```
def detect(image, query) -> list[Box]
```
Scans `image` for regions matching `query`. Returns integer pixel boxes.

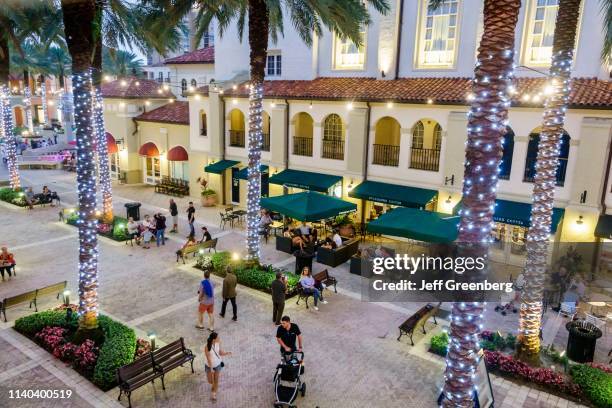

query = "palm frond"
[601,0,612,63]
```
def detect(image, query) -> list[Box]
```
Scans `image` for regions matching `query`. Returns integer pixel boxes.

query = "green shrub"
[111,217,128,241]
[0,187,21,204]
[570,364,612,408]
[66,212,79,225]
[93,315,137,390]
[505,333,516,350]
[430,332,449,356]
[15,310,78,337]
[210,252,231,271]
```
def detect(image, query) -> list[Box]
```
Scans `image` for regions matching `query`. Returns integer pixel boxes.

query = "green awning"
[349,180,437,208]
[260,191,356,222]
[595,214,612,239]
[367,208,459,243]
[452,199,565,233]
[236,165,269,180]
[204,160,240,174]
[268,169,342,193]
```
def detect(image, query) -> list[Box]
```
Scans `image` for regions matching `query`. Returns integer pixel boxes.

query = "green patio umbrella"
[367,207,459,243]
[260,191,356,222]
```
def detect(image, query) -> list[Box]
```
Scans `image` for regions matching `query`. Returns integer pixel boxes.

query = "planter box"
[201,194,217,207]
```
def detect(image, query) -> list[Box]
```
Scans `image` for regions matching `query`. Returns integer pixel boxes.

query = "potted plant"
[201,188,217,207]
[335,214,355,237]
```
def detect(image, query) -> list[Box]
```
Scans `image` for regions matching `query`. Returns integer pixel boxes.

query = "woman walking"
[204,332,232,402]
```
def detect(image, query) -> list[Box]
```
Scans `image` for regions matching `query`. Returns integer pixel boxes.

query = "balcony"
[229,130,245,147]
[372,144,400,167]
[293,137,313,156]
[262,132,270,152]
[322,139,344,160]
[409,147,441,172]
[523,157,568,187]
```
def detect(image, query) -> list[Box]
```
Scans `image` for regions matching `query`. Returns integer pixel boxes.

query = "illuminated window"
[523,0,559,66]
[181,79,187,93]
[416,0,460,68]
[433,123,442,150]
[412,121,424,149]
[333,29,366,70]
[191,79,197,88]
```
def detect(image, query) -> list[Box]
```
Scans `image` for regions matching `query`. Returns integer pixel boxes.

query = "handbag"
[213,346,225,368]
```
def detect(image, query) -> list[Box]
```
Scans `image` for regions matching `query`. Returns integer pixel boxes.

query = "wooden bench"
[1,281,67,322]
[314,269,337,293]
[176,239,218,263]
[295,282,314,309]
[397,302,440,345]
[150,338,195,387]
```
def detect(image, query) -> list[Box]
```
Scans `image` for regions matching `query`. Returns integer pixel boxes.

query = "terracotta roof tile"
[200,77,612,108]
[164,47,214,64]
[135,101,189,125]
[102,77,175,99]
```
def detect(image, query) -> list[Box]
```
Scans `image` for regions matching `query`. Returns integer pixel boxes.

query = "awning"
[349,180,437,208]
[236,165,269,180]
[268,169,342,193]
[167,145,189,161]
[204,159,240,174]
[453,199,565,233]
[367,208,459,243]
[260,191,356,222]
[595,214,612,239]
[139,142,160,157]
[106,132,118,154]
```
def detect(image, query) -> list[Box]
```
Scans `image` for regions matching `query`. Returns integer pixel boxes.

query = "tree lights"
[24,80,33,132]
[1,84,21,190]
[519,0,581,357]
[41,81,48,124]
[246,82,263,261]
[441,1,521,406]
[93,77,113,223]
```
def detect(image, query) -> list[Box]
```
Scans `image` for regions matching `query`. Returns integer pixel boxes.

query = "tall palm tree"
[517,0,582,358]
[165,0,388,261]
[102,47,144,77]
[60,0,100,331]
[436,0,521,406]
[46,45,74,142]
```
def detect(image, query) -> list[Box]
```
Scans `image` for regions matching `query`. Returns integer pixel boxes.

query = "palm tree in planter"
[165,0,388,261]
[517,0,582,359]
[431,0,521,405]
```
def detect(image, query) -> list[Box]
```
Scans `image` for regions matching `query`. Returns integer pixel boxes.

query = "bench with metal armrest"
[176,239,218,263]
[397,302,441,345]
[1,281,67,322]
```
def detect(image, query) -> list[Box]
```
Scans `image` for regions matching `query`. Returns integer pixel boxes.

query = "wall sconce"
[445,195,452,204]
[148,331,157,350]
[576,215,584,225]
[309,101,313,109]
[347,179,354,190]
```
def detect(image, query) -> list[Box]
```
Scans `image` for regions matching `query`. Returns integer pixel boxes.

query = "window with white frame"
[333,28,366,70]
[416,0,460,68]
[523,0,559,66]
[266,53,282,76]
[181,79,187,93]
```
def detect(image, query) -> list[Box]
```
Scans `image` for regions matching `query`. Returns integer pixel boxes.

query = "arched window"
[262,111,271,151]
[292,112,314,156]
[181,79,187,93]
[498,127,515,180]
[412,121,424,149]
[373,116,401,166]
[410,119,441,171]
[199,110,207,136]
[191,79,197,88]
[433,123,442,150]
[228,109,246,147]
[524,130,570,186]
[322,114,345,160]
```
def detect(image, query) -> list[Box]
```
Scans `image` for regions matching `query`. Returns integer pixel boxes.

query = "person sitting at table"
[282,227,292,238]
[259,210,273,239]
[0,246,16,281]
[291,230,306,250]
[298,222,311,236]
[332,229,343,248]
[200,226,212,243]
[320,237,336,250]
[127,217,140,244]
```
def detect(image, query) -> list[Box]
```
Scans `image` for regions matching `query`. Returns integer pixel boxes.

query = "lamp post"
[148,331,156,351]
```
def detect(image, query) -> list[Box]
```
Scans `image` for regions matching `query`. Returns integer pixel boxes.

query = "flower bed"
[0,187,27,207]
[14,310,137,391]
[65,212,129,242]
[195,252,300,297]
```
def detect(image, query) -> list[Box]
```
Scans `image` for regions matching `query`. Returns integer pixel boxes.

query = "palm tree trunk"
[92,30,113,224]
[40,75,48,125]
[518,0,581,358]
[245,0,269,261]
[0,33,21,190]
[61,0,99,330]
[59,74,75,143]
[442,0,521,406]
[23,70,33,133]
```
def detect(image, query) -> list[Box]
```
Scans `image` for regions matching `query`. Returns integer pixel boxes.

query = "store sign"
[283,182,312,191]
[366,195,404,206]
[493,216,528,227]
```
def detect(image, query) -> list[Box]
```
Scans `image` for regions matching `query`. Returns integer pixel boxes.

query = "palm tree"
[165,0,388,261]
[436,0,521,406]
[46,45,74,142]
[517,0,582,358]
[60,0,100,332]
[102,47,144,77]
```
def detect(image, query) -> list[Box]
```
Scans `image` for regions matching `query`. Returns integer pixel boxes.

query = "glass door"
[110,153,120,180]
[144,156,161,184]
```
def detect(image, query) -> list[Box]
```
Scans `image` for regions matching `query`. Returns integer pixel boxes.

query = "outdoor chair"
[558,302,577,320]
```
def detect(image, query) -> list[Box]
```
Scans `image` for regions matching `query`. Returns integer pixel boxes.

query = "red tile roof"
[101,77,175,99]
[199,77,612,109]
[135,101,189,125]
[164,47,214,64]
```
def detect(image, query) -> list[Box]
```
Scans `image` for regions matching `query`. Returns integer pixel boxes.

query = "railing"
[409,147,441,171]
[372,144,400,166]
[322,139,344,160]
[523,157,568,186]
[262,132,270,151]
[229,130,245,147]
[293,137,313,156]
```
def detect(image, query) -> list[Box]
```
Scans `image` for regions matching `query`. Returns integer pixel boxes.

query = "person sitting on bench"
[200,226,212,243]
[320,237,336,250]
[299,266,327,311]
[24,187,35,209]
[0,246,16,281]
[41,186,60,206]
[127,217,141,244]
[176,235,198,257]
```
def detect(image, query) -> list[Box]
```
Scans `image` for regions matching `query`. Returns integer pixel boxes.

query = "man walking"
[276,316,302,355]
[219,267,237,321]
[187,201,196,237]
[271,272,287,325]
[197,271,215,331]
[154,212,166,246]
[169,199,178,233]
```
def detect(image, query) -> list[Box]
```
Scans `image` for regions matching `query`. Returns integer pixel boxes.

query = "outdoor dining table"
[232,210,247,225]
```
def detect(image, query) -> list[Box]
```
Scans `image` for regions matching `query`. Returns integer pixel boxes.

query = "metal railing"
[409,147,441,171]
[523,157,568,186]
[372,144,400,166]
[229,130,245,147]
[262,132,270,151]
[322,139,344,160]
[293,137,313,156]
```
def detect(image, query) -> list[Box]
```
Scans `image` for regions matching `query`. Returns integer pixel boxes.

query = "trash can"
[566,320,602,363]
[294,250,315,274]
[124,202,141,221]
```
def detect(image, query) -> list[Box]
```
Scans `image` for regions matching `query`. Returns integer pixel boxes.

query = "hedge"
[570,364,612,408]
[14,310,137,391]
[0,187,26,207]
[429,332,449,357]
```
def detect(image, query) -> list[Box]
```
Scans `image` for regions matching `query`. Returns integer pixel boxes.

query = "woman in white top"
[204,332,231,402]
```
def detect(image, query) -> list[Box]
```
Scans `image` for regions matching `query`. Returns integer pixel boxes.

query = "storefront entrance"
[144,156,161,185]
[110,153,121,180]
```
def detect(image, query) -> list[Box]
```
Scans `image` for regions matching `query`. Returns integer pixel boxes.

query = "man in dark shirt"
[271,272,287,325]
[169,199,178,233]
[154,213,166,246]
[276,316,302,354]
[200,226,212,242]
[187,202,196,238]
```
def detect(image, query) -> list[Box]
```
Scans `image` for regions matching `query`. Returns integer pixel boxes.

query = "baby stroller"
[273,351,306,407]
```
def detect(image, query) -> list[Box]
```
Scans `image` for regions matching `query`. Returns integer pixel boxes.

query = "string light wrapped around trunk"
[24,85,33,132]
[246,82,263,261]
[1,84,21,190]
[93,80,113,223]
[41,82,48,124]
[62,90,74,142]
